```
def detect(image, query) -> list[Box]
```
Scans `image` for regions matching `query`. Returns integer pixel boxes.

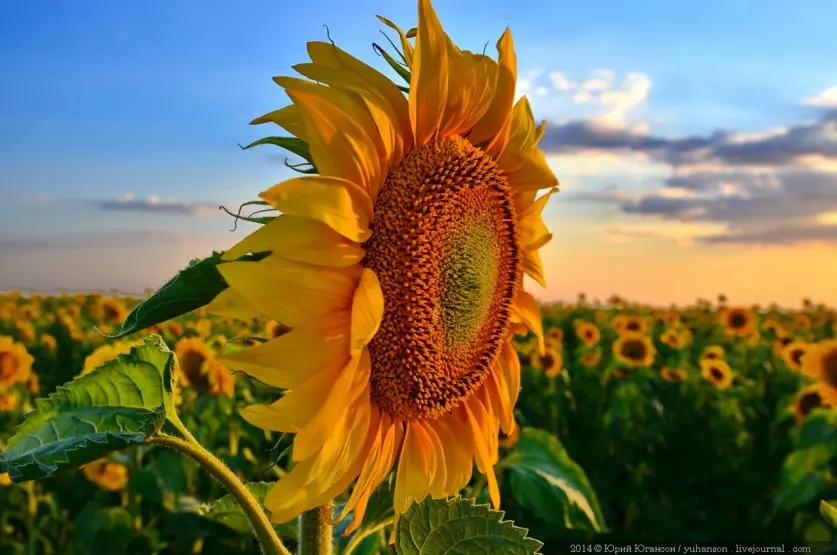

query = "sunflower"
[82,459,129,492]
[191,318,214,339]
[533,347,562,378]
[700,359,734,389]
[579,349,601,368]
[781,341,808,373]
[719,307,756,338]
[81,341,137,376]
[660,327,690,350]
[791,383,831,424]
[174,338,235,397]
[0,473,11,487]
[0,393,18,412]
[545,326,563,344]
[621,316,649,334]
[40,334,57,350]
[700,345,725,363]
[613,333,655,368]
[0,336,33,392]
[660,366,688,383]
[801,340,837,404]
[574,320,600,347]
[207,0,557,532]
[98,297,128,324]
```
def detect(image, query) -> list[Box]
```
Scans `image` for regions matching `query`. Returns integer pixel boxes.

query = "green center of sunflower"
[363,135,521,421]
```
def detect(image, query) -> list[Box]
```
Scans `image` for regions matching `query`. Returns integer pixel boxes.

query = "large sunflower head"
[700,359,734,390]
[612,333,655,368]
[206,0,558,532]
[792,383,831,424]
[720,307,757,337]
[0,336,33,392]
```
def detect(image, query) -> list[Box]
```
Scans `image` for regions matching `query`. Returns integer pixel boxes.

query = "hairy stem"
[147,434,291,555]
[298,505,333,555]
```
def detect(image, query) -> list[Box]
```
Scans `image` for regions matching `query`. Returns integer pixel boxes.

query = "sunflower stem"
[146,434,291,555]
[298,504,334,555]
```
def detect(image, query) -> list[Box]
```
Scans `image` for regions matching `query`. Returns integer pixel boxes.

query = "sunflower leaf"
[0,335,176,482]
[395,496,543,555]
[197,481,298,540]
[502,427,607,533]
[100,250,268,339]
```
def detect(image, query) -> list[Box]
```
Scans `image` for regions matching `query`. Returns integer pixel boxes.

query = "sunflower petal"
[275,77,383,192]
[218,312,351,389]
[519,187,558,251]
[203,287,263,320]
[409,0,449,147]
[438,46,496,138]
[250,105,310,143]
[218,255,359,327]
[222,215,365,267]
[501,340,522,409]
[512,290,545,355]
[506,147,559,192]
[462,399,501,510]
[468,29,516,155]
[351,269,384,356]
[421,421,448,499]
[377,16,415,67]
[393,420,434,514]
[260,175,373,243]
[522,248,548,288]
[497,97,538,174]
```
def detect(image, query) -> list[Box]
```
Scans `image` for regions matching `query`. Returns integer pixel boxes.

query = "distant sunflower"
[574,320,600,347]
[579,350,601,368]
[40,334,57,350]
[792,383,831,424]
[660,327,690,350]
[700,345,725,363]
[81,341,137,376]
[621,316,649,334]
[801,340,837,404]
[700,359,734,389]
[174,338,234,397]
[0,393,18,412]
[0,473,10,487]
[82,459,129,492]
[546,326,563,344]
[613,333,655,368]
[98,298,128,324]
[0,336,33,392]
[534,347,562,378]
[720,307,756,338]
[774,335,794,357]
[781,341,808,373]
[660,366,688,383]
[206,0,558,531]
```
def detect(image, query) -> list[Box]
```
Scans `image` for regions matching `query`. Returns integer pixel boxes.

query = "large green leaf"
[774,411,837,512]
[101,251,267,339]
[395,497,542,555]
[0,335,176,481]
[198,481,297,541]
[503,428,607,533]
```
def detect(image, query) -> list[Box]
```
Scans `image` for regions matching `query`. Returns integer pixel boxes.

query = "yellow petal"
[222,215,365,267]
[203,287,263,320]
[506,148,559,192]
[293,349,370,462]
[238,357,346,432]
[250,105,309,143]
[522,249,548,288]
[409,0,449,147]
[501,341,522,409]
[376,16,415,67]
[275,77,383,192]
[218,312,351,389]
[512,290,545,355]
[393,420,434,514]
[421,421,447,499]
[462,399,501,510]
[468,29,516,155]
[497,97,538,174]
[488,361,514,434]
[519,187,558,251]
[260,175,373,243]
[513,189,538,216]
[218,255,359,327]
[351,269,384,356]
[438,46,496,138]
[428,417,473,493]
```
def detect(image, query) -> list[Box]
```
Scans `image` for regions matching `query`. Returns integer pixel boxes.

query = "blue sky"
[2,1,836,306]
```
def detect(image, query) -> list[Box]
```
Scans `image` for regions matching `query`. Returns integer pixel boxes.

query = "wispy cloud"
[0,228,194,252]
[94,193,221,216]
[803,85,837,108]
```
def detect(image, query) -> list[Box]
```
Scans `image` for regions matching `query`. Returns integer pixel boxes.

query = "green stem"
[343,517,394,555]
[147,434,291,555]
[298,505,333,555]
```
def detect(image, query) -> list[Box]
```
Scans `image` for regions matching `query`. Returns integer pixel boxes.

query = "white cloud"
[549,72,572,91]
[595,72,651,126]
[803,85,837,107]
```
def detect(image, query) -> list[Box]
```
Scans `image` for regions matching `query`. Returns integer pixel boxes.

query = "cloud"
[701,223,837,245]
[804,86,837,108]
[94,193,221,215]
[563,186,639,204]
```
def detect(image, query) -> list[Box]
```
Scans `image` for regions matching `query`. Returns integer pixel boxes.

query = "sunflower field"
[1,291,837,554]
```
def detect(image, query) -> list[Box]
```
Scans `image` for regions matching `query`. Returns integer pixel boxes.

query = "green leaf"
[0,335,176,481]
[820,500,837,529]
[395,496,542,555]
[373,43,411,85]
[199,481,298,541]
[100,250,268,339]
[503,428,607,533]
